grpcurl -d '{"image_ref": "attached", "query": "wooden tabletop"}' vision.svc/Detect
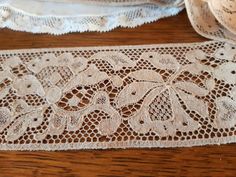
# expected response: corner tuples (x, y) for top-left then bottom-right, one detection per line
(0, 10), (235, 177)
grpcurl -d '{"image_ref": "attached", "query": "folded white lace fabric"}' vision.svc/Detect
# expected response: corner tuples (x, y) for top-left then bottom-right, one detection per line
(0, 0), (235, 43)
(185, 0), (236, 44)
(0, 0), (235, 42)
(0, 0), (236, 151)
(0, 0), (184, 34)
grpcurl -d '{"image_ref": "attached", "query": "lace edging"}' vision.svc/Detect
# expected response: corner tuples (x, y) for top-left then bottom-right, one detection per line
(184, 0), (236, 44)
(0, 4), (184, 34)
(0, 137), (235, 151)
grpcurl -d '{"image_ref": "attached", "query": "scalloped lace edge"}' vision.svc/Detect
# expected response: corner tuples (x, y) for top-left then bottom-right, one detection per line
(0, 4), (184, 34)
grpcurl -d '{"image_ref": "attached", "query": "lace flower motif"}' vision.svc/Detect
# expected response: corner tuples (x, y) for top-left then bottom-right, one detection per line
(116, 52), (211, 136)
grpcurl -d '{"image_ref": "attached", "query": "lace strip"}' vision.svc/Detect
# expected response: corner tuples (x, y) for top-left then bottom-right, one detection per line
(0, 41), (236, 150)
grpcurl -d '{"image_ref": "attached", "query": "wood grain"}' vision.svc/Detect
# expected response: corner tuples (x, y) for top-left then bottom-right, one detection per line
(0, 10), (235, 177)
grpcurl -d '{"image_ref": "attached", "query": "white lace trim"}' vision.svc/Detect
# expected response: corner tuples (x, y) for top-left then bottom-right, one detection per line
(0, 41), (236, 150)
(0, 2), (183, 34)
(185, 0), (236, 44)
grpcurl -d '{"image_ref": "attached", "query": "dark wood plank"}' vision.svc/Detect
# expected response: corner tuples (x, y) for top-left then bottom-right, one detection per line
(0, 10), (235, 177)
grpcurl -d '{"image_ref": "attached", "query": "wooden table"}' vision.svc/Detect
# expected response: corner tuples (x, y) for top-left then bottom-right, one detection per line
(0, 10), (235, 177)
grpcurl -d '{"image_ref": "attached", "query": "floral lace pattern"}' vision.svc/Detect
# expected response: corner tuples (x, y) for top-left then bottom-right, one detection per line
(0, 41), (235, 150)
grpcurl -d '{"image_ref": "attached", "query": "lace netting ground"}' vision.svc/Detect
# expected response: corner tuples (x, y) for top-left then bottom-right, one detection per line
(0, 41), (236, 151)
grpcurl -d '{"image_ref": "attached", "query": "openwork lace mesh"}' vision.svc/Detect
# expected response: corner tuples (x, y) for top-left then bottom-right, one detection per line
(0, 41), (236, 150)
